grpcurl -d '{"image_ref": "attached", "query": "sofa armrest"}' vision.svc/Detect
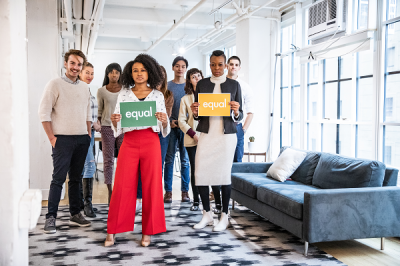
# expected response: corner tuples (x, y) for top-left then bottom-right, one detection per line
(303, 187), (400, 243)
(231, 162), (273, 173)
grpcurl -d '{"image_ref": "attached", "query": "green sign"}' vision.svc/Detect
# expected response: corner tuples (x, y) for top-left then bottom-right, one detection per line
(120, 101), (157, 128)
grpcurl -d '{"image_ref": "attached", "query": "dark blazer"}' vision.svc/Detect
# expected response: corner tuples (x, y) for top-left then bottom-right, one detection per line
(194, 77), (243, 134)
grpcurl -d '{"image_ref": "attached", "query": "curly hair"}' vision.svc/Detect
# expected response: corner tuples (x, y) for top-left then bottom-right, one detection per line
(64, 49), (86, 65)
(159, 65), (173, 99)
(102, 63), (122, 86)
(121, 54), (164, 90)
(184, 68), (203, 95)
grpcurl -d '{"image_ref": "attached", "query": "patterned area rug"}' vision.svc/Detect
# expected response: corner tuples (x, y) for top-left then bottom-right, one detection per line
(29, 202), (345, 266)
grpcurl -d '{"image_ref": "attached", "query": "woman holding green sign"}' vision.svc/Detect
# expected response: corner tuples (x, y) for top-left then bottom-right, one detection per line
(190, 50), (243, 232)
(105, 54), (170, 248)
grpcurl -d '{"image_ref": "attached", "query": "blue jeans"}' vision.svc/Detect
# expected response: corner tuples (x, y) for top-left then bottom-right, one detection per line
(164, 128), (190, 192)
(83, 129), (96, 178)
(234, 123), (244, 162)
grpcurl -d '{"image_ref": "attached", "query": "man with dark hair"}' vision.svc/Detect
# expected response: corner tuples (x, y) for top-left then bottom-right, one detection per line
(164, 56), (191, 203)
(227, 55), (255, 162)
(39, 49), (92, 234)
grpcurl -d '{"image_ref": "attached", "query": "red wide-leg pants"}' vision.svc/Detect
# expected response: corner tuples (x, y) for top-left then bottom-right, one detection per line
(107, 128), (166, 235)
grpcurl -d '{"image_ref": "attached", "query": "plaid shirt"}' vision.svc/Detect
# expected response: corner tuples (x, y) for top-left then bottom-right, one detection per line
(61, 74), (80, 85)
(90, 93), (98, 124)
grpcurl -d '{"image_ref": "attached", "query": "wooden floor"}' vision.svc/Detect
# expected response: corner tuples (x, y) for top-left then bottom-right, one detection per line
(41, 164), (400, 266)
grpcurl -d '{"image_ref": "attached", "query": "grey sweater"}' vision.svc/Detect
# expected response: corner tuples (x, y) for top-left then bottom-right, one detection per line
(38, 77), (91, 135)
(97, 85), (121, 126)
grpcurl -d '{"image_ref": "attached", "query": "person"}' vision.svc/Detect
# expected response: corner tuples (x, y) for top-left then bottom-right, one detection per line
(178, 68), (203, 211)
(163, 56), (191, 203)
(78, 62), (101, 218)
(39, 49), (92, 234)
(191, 50), (243, 232)
(226, 56), (255, 162)
(104, 54), (170, 248)
(97, 63), (124, 204)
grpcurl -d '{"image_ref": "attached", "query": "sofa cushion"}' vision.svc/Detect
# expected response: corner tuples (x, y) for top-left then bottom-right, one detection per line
(267, 148), (307, 182)
(280, 146), (321, 185)
(312, 153), (386, 189)
(231, 173), (281, 199)
(257, 182), (320, 219)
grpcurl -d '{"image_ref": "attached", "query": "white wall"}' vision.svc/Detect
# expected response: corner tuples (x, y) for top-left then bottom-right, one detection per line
(0, 0), (30, 264)
(27, 0), (59, 199)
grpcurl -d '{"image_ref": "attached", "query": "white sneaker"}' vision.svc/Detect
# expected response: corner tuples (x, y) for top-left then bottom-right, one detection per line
(136, 201), (142, 213)
(213, 212), (230, 232)
(193, 210), (214, 229)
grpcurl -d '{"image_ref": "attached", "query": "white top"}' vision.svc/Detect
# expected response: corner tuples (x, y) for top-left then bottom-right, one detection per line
(236, 77), (255, 124)
(178, 94), (200, 147)
(112, 87), (170, 138)
(38, 77), (91, 135)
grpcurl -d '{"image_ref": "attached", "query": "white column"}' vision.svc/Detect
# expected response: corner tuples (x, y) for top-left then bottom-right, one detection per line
(27, 0), (59, 199)
(236, 17), (276, 160)
(0, 0), (30, 264)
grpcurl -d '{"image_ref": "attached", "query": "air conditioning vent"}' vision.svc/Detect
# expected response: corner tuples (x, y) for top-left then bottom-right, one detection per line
(342, 0), (347, 23)
(328, 0), (336, 20)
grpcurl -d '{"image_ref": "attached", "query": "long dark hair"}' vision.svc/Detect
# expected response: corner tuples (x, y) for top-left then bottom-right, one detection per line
(185, 68), (203, 95)
(159, 66), (172, 99)
(102, 63), (122, 86)
(121, 54), (164, 90)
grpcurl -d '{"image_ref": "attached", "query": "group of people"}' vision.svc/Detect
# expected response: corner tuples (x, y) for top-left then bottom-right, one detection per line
(38, 48), (255, 248)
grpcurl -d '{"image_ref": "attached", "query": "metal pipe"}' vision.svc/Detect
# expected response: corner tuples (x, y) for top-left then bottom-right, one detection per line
(73, 0), (83, 50)
(72, 0), (83, 19)
(145, 0), (208, 52)
(83, 0), (94, 19)
(75, 24), (82, 50)
(63, 0), (74, 32)
(87, 0), (105, 59)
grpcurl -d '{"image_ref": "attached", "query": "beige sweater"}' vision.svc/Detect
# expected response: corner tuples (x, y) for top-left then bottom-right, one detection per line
(178, 94), (200, 147)
(38, 77), (91, 135)
(97, 85), (121, 126)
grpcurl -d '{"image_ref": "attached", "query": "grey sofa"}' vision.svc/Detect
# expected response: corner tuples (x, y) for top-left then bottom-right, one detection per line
(231, 147), (400, 255)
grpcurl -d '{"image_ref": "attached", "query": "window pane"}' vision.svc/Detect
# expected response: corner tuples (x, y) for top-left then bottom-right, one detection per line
(308, 84), (319, 120)
(325, 58), (338, 81)
(357, 125), (375, 160)
(281, 87), (289, 119)
(383, 126), (400, 168)
(322, 124), (337, 153)
(281, 57), (289, 87)
(293, 56), (301, 86)
(386, 0), (400, 22)
(340, 54), (353, 79)
(307, 123), (321, 151)
(324, 83), (338, 119)
(308, 61), (319, 83)
(358, 0), (368, 30)
(281, 122), (291, 147)
(358, 78), (374, 122)
(386, 21), (400, 72)
(358, 50), (373, 76)
(292, 122), (301, 148)
(292, 86), (300, 120)
(339, 81), (353, 120)
(338, 125), (353, 157)
(384, 74), (400, 122)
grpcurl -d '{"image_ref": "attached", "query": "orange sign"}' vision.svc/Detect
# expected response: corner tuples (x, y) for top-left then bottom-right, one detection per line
(198, 93), (231, 116)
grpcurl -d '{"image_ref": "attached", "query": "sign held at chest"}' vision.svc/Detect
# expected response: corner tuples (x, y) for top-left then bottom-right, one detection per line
(120, 101), (157, 128)
(198, 93), (231, 116)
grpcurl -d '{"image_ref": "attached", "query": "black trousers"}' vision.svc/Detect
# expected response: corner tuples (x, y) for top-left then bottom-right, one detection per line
(46, 135), (90, 219)
(186, 146), (200, 204)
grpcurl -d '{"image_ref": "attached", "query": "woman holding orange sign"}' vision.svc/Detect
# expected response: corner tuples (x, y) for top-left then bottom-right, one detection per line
(191, 50), (243, 231)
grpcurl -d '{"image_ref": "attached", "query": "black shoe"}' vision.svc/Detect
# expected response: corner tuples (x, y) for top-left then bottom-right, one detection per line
(84, 204), (96, 218)
(83, 178), (96, 217)
(190, 203), (200, 211)
(213, 204), (222, 214)
(69, 213), (91, 227)
(44, 216), (57, 234)
(79, 176), (84, 210)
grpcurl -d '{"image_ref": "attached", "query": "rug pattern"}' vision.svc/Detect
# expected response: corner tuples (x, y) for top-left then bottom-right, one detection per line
(29, 203), (345, 266)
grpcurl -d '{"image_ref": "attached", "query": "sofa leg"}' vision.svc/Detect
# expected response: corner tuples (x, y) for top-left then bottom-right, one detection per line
(304, 241), (309, 256)
(232, 200), (235, 210)
(381, 237), (385, 250)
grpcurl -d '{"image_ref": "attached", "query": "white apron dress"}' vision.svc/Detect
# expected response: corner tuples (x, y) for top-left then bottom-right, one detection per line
(195, 75), (237, 186)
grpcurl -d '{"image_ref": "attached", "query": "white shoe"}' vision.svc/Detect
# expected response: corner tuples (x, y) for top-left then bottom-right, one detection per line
(213, 212), (230, 232)
(193, 210), (214, 229)
(136, 201), (142, 213)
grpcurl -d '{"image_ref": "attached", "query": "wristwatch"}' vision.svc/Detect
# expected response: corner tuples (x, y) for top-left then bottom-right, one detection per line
(243, 128), (247, 133)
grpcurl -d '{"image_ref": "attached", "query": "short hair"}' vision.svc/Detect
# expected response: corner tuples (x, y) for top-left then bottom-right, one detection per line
(64, 49), (86, 65)
(210, 50), (226, 62)
(172, 56), (188, 68)
(227, 56), (241, 66)
(121, 53), (164, 90)
(102, 63), (122, 86)
(185, 68), (204, 95)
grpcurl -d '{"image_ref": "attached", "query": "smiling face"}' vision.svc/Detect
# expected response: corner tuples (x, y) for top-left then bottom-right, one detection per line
(79, 66), (94, 84)
(227, 59), (241, 77)
(132, 62), (148, 85)
(210, 55), (226, 77)
(108, 69), (120, 84)
(190, 72), (202, 89)
(64, 54), (84, 80)
(172, 60), (187, 78)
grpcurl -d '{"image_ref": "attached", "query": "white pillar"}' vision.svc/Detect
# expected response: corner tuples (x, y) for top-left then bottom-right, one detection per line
(0, 0), (30, 264)
(236, 17), (277, 160)
(27, 0), (59, 199)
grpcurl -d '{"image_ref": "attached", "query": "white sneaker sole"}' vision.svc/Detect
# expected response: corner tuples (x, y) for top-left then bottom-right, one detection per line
(43, 228), (57, 234)
(69, 220), (91, 227)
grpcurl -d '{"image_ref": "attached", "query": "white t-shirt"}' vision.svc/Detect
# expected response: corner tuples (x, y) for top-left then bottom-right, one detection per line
(236, 77), (255, 124)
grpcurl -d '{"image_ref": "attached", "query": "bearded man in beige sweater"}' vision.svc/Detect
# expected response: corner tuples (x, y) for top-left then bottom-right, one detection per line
(38, 50), (92, 234)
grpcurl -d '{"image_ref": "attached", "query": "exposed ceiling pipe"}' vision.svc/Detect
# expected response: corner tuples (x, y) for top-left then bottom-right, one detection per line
(145, 0), (208, 53)
(185, 0), (278, 52)
(82, 0), (94, 55)
(87, 0), (106, 60)
(72, 0), (83, 19)
(62, 0), (75, 40)
(73, 0), (83, 50)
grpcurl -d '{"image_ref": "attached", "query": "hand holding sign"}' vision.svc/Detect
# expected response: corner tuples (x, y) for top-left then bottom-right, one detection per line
(191, 102), (200, 116)
(155, 112), (168, 128)
(229, 101), (240, 117)
(111, 114), (122, 128)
